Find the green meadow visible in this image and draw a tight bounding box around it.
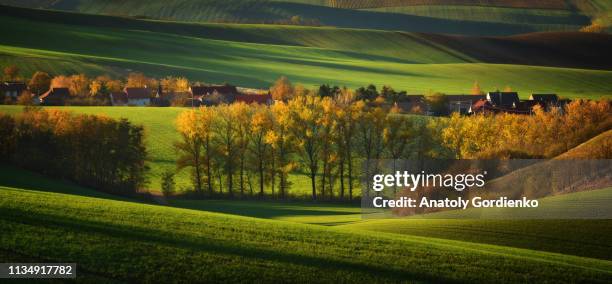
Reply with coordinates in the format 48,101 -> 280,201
1,164 -> 611,282
0,0 -> 598,35
1,7 -> 612,99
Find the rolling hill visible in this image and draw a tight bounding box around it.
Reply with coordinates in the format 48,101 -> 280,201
1,5 -> 611,98
0,0 -> 604,35
556,129 -> 612,159
340,188 -> 612,260
1,164 -> 611,282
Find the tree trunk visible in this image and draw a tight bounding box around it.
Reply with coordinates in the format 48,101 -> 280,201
347,141 -> 353,200
321,160 -> 327,200
194,149 -> 202,194
310,168 -> 317,200
259,158 -> 264,198
339,159 -> 345,199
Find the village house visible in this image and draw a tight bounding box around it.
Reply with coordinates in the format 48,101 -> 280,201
529,94 -> 558,104
39,87 -> 69,106
445,94 -> 486,114
469,91 -> 568,115
0,81 -> 27,101
471,98 -> 546,115
151,84 -> 172,107
109,91 -> 128,106
190,84 -> 239,104
486,91 -> 520,109
123,87 -> 152,106
469,91 -> 526,114
528,93 -> 569,111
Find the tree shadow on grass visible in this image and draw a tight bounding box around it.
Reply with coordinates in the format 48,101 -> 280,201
1,209 -> 461,283
0,164 -> 119,200
169,199 -> 360,219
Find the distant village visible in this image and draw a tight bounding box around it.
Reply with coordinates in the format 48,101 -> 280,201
1,79 -> 570,116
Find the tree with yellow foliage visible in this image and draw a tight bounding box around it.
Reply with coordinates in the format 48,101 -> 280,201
69,74 -> 90,97
213,104 -> 240,196
319,97 -> 338,199
266,101 -> 295,197
334,91 -> 363,200
289,93 -> 324,200
232,102 -> 252,196
51,75 -> 72,88
249,104 -> 274,197
471,81 -> 483,95
270,76 -> 294,102
175,110 -> 205,193
126,72 -> 151,88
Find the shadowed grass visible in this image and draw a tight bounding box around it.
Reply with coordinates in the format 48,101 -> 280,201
1,181 -> 611,283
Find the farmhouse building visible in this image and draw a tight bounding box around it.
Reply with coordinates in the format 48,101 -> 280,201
123,87 -> 152,106
39,87 -> 69,106
190,84 -> 239,102
469,99 -> 493,114
529,94 -> 558,104
0,81 -> 27,100
110,91 -> 128,106
486,92 -> 520,108
446,95 -> 486,114
470,91 -> 555,115
529,93 -> 564,111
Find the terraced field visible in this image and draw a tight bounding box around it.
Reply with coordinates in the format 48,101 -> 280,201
1,164 -> 611,282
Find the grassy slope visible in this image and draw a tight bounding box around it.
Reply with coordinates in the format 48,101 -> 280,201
364,5 -> 589,27
1,8 -> 611,98
1,167 -> 611,282
3,163 -> 610,260
0,0 -> 596,35
556,129 -> 612,159
342,188 -> 612,259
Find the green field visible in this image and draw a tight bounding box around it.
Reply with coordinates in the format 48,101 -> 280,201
0,0 -> 601,35
343,187 -> 612,259
363,5 -> 589,27
1,164 -> 611,282
1,7 -> 612,98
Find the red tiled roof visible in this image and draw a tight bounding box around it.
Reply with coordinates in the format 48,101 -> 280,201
190,85 -> 238,96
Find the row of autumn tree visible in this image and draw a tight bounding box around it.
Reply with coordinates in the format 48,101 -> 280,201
2,65 -> 196,105
0,108 -> 148,194
175,89 -> 611,200
4,65 -> 484,110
